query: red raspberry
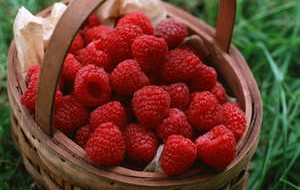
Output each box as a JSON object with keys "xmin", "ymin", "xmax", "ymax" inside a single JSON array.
[
  {"xmin": 21, "ymin": 80, "xmax": 38, "ymax": 111},
  {"xmin": 161, "ymin": 135, "xmax": 197, "ymax": 175},
  {"xmin": 84, "ymin": 25, "xmax": 113, "ymax": 44},
  {"xmin": 94, "ymin": 25, "xmax": 143, "ymax": 65},
  {"xmin": 26, "ymin": 65, "xmax": 40, "ymax": 84},
  {"xmin": 74, "ymin": 125, "xmax": 92, "ymax": 148},
  {"xmin": 62, "ymin": 54, "xmax": 81, "ymax": 82},
  {"xmin": 69, "ymin": 32, "xmax": 85, "ymax": 54},
  {"xmin": 74, "ymin": 65, "xmax": 111, "ymax": 107},
  {"xmin": 76, "ymin": 42, "xmax": 113, "ymax": 72},
  {"xmin": 104, "ymin": 24, "xmax": 144, "ymax": 65},
  {"xmin": 187, "ymin": 91, "xmax": 223, "ymax": 131},
  {"xmin": 155, "ymin": 18, "xmax": 188, "ymax": 49},
  {"xmin": 115, "ymin": 24, "xmax": 144, "ymax": 45},
  {"xmin": 195, "ymin": 125, "xmax": 236, "ymax": 170},
  {"xmin": 123, "ymin": 124, "xmax": 158, "ymax": 164},
  {"xmin": 222, "ymin": 103, "xmax": 246, "ymax": 141},
  {"xmin": 189, "ymin": 64, "xmax": 217, "ymax": 92},
  {"xmin": 86, "ymin": 122, "xmax": 125, "ymax": 166},
  {"xmin": 117, "ymin": 12, "xmax": 154, "ymax": 35},
  {"xmin": 211, "ymin": 82, "xmax": 227, "ymax": 104},
  {"xmin": 54, "ymin": 95, "xmax": 89, "ymax": 134},
  {"xmin": 95, "ymin": 34, "xmax": 130, "ymax": 66},
  {"xmin": 110, "ymin": 60, "xmax": 150, "ymax": 95},
  {"xmin": 162, "ymin": 83, "xmax": 190, "ymax": 111},
  {"xmin": 133, "ymin": 85, "xmax": 170, "ymax": 128},
  {"xmin": 156, "ymin": 108, "xmax": 193, "ymax": 141},
  {"xmin": 131, "ymin": 35, "xmax": 168, "ymax": 74},
  {"xmin": 161, "ymin": 49, "xmax": 201, "ymax": 83},
  {"xmin": 83, "ymin": 13, "xmax": 100, "ymax": 29},
  {"xmin": 21, "ymin": 72, "xmax": 63, "ymax": 111},
  {"xmin": 90, "ymin": 101, "xmax": 127, "ymax": 131}
]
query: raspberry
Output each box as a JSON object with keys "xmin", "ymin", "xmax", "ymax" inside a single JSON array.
[
  {"xmin": 133, "ymin": 85, "xmax": 170, "ymax": 128},
  {"xmin": 115, "ymin": 24, "xmax": 144, "ymax": 45},
  {"xmin": 69, "ymin": 32, "xmax": 85, "ymax": 54},
  {"xmin": 86, "ymin": 122, "xmax": 125, "ymax": 166},
  {"xmin": 123, "ymin": 124, "xmax": 158, "ymax": 164},
  {"xmin": 83, "ymin": 13, "xmax": 100, "ymax": 29},
  {"xmin": 131, "ymin": 35, "xmax": 168, "ymax": 74},
  {"xmin": 161, "ymin": 135, "xmax": 197, "ymax": 175},
  {"xmin": 195, "ymin": 125, "xmax": 236, "ymax": 170},
  {"xmin": 94, "ymin": 30, "xmax": 132, "ymax": 66},
  {"xmin": 110, "ymin": 60, "xmax": 150, "ymax": 95},
  {"xmin": 26, "ymin": 65, "xmax": 40, "ymax": 84},
  {"xmin": 156, "ymin": 108, "xmax": 193, "ymax": 141},
  {"xmin": 155, "ymin": 18, "xmax": 188, "ymax": 49},
  {"xmin": 74, "ymin": 125, "xmax": 92, "ymax": 148},
  {"xmin": 211, "ymin": 82, "xmax": 227, "ymax": 104},
  {"xmin": 94, "ymin": 25, "xmax": 143, "ymax": 65},
  {"xmin": 21, "ymin": 81, "xmax": 38, "ymax": 111},
  {"xmin": 222, "ymin": 103, "xmax": 246, "ymax": 141},
  {"xmin": 161, "ymin": 49, "xmax": 201, "ymax": 83},
  {"xmin": 76, "ymin": 42, "xmax": 113, "ymax": 72},
  {"xmin": 84, "ymin": 25, "xmax": 113, "ymax": 44},
  {"xmin": 162, "ymin": 83, "xmax": 190, "ymax": 111},
  {"xmin": 187, "ymin": 91, "xmax": 223, "ymax": 131},
  {"xmin": 117, "ymin": 12, "xmax": 154, "ymax": 35},
  {"xmin": 62, "ymin": 54, "xmax": 81, "ymax": 82},
  {"xmin": 189, "ymin": 64, "xmax": 217, "ymax": 92},
  {"xmin": 74, "ymin": 65, "xmax": 111, "ymax": 107},
  {"xmin": 90, "ymin": 101, "xmax": 127, "ymax": 131},
  {"xmin": 105, "ymin": 24, "xmax": 144, "ymax": 64},
  {"xmin": 21, "ymin": 72, "xmax": 63, "ymax": 111},
  {"xmin": 54, "ymin": 95, "xmax": 89, "ymax": 134}
]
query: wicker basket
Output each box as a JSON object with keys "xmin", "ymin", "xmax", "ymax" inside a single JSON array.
[{"xmin": 7, "ymin": 0, "xmax": 262, "ymax": 189}]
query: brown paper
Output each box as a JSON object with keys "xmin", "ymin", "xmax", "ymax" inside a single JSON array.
[{"xmin": 13, "ymin": 3, "xmax": 67, "ymax": 75}]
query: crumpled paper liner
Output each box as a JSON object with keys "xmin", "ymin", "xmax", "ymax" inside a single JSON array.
[{"xmin": 14, "ymin": 3, "xmax": 67, "ymax": 76}]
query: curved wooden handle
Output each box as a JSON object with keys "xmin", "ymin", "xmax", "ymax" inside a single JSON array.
[
  {"xmin": 36, "ymin": 0, "xmax": 106, "ymax": 136},
  {"xmin": 216, "ymin": 0, "xmax": 236, "ymax": 52},
  {"xmin": 36, "ymin": 0, "xmax": 236, "ymax": 136}
]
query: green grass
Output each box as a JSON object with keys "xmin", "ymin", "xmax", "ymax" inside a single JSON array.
[{"xmin": 0, "ymin": 0, "xmax": 300, "ymax": 189}]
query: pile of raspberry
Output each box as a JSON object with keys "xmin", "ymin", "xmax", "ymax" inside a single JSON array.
[{"xmin": 21, "ymin": 12, "xmax": 246, "ymax": 176}]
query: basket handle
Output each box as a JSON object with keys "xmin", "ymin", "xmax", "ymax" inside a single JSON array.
[
  {"xmin": 215, "ymin": 0, "xmax": 236, "ymax": 52},
  {"xmin": 36, "ymin": 0, "xmax": 237, "ymax": 136}
]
